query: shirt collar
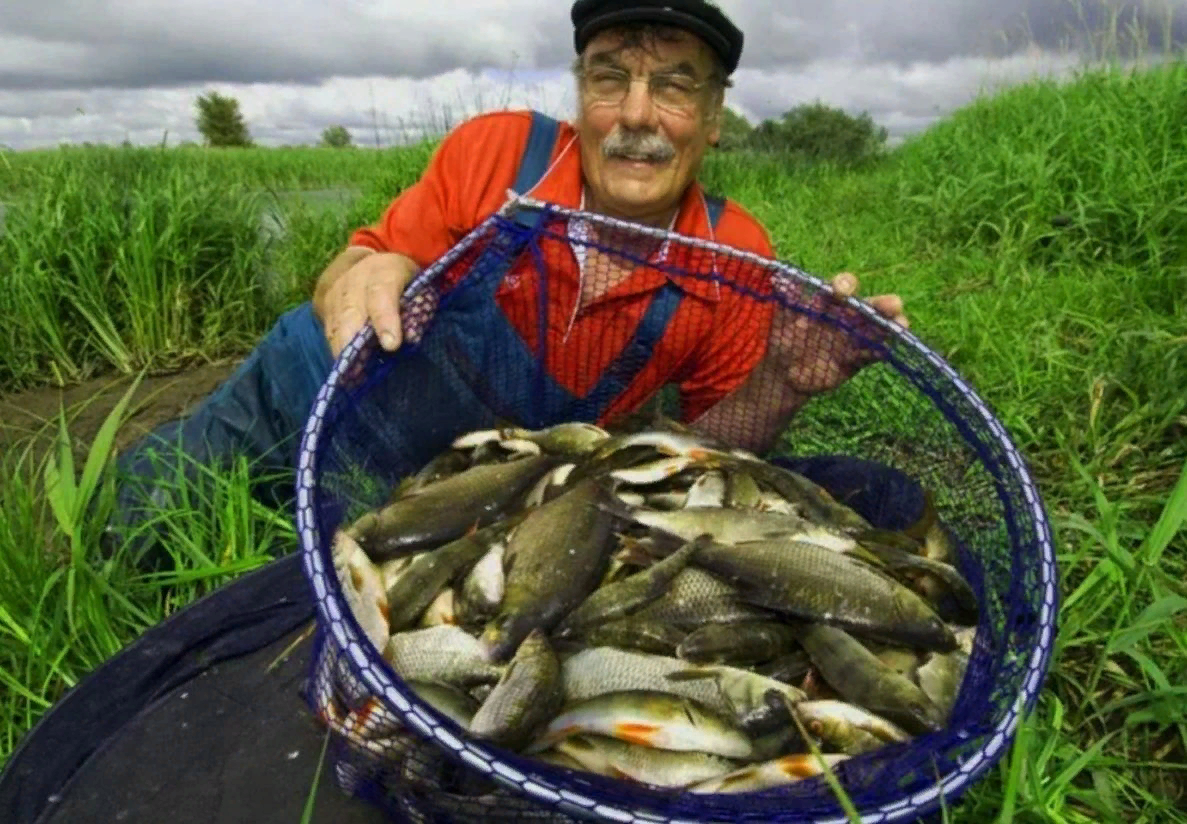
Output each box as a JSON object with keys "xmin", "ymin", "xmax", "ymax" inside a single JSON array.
[{"xmin": 565, "ymin": 186, "xmax": 723, "ymax": 305}]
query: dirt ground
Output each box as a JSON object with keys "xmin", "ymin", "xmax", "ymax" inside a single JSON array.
[{"xmin": 0, "ymin": 360, "xmax": 243, "ymax": 469}]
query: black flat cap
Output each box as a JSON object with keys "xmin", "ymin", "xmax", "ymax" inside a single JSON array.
[{"xmin": 571, "ymin": 0, "xmax": 744, "ymax": 75}]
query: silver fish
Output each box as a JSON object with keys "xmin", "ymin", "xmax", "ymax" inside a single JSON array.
[
  {"xmin": 794, "ymin": 699, "xmax": 910, "ymax": 755},
  {"xmin": 383, "ymin": 625, "xmax": 503, "ymax": 688},
  {"xmin": 687, "ymin": 471, "xmax": 728, "ymax": 507},
  {"xmin": 915, "ymin": 647, "xmax": 969, "ymax": 722},
  {"xmin": 556, "ymin": 734, "xmax": 739, "ymax": 788},
  {"xmin": 331, "ymin": 530, "xmax": 390, "ymax": 651},
  {"xmin": 560, "ymin": 647, "xmax": 739, "ymax": 719},
  {"xmin": 417, "ymin": 587, "xmax": 457, "ymax": 628},
  {"xmin": 458, "ymin": 539, "xmax": 506, "ymax": 624},
  {"xmin": 526, "ymin": 690, "xmax": 753, "ymax": 759},
  {"xmin": 688, "ymin": 753, "xmax": 850, "ymax": 794}
]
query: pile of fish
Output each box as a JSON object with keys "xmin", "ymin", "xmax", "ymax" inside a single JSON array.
[{"xmin": 315, "ymin": 418, "xmax": 978, "ymax": 798}]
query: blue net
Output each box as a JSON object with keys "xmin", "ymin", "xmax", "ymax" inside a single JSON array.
[{"xmin": 295, "ymin": 201, "xmax": 1059, "ymax": 823}]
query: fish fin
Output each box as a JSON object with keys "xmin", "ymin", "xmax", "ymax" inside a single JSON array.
[
  {"xmin": 594, "ymin": 495, "xmax": 638, "ymax": 523},
  {"xmin": 715, "ymin": 767, "xmax": 759, "ymax": 791},
  {"xmin": 664, "ymin": 667, "xmax": 718, "ymax": 683},
  {"xmin": 778, "ymin": 754, "xmax": 826, "ymax": 779},
  {"xmin": 608, "ymin": 766, "xmax": 637, "ymax": 782},
  {"xmin": 854, "ymin": 528, "xmax": 922, "ymax": 554},
  {"xmin": 614, "ymin": 535, "xmax": 661, "ymax": 568},
  {"xmin": 902, "ymin": 489, "xmax": 939, "ymax": 541},
  {"xmin": 614, "ymin": 722, "xmax": 661, "ymax": 747},
  {"xmin": 524, "ymin": 724, "xmax": 577, "ymax": 754},
  {"xmin": 557, "ymin": 734, "xmax": 597, "ymax": 753}
]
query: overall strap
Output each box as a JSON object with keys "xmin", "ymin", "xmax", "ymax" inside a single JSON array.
[
  {"xmin": 509, "ymin": 112, "xmax": 562, "ymax": 228},
  {"xmin": 575, "ymin": 280, "xmax": 684, "ymax": 420},
  {"xmin": 467, "ymin": 111, "xmax": 561, "ymax": 294},
  {"xmin": 703, "ymin": 192, "xmax": 726, "ymax": 229}
]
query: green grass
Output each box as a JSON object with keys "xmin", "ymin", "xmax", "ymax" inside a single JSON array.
[{"xmin": 1, "ymin": 50, "xmax": 1185, "ymax": 824}]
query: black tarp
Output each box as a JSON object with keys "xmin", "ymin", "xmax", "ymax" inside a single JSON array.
[{"xmin": 0, "ymin": 554, "xmax": 389, "ymax": 824}]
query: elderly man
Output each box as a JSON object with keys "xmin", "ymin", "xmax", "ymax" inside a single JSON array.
[{"xmin": 107, "ymin": 0, "xmax": 914, "ymax": 565}]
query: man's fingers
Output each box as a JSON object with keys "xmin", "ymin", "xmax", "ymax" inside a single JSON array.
[
  {"xmin": 330, "ymin": 301, "xmax": 367, "ymax": 359},
  {"xmin": 830, "ymin": 272, "xmax": 858, "ymax": 298},
  {"xmin": 869, "ymin": 294, "xmax": 906, "ymax": 323},
  {"xmin": 365, "ymin": 270, "xmax": 405, "ymax": 351}
]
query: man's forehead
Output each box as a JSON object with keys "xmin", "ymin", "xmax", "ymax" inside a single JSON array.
[{"xmin": 582, "ymin": 26, "xmax": 712, "ymax": 71}]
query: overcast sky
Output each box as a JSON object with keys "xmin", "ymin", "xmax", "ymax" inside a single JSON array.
[{"xmin": 0, "ymin": 0, "xmax": 1183, "ymax": 150}]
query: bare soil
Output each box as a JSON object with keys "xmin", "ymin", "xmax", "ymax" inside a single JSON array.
[{"xmin": 0, "ymin": 360, "xmax": 243, "ymax": 469}]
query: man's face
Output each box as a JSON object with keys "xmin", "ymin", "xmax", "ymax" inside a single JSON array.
[{"xmin": 575, "ymin": 26, "xmax": 723, "ymax": 223}]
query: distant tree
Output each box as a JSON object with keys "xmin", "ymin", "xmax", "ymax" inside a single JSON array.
[
  {"xmin": 748, "ymin": 101, "xmax": 888, "ymax": 166},
  {"xmin": 194, "ymin": 91, "xmax": 254, "ymax": 147},
  {"xmin": 320, "ymin": 125, "xmax": 354, "ymax": 148},
  {"xmin": 714, "ymin": 107, "xmax": 753, "ymax": 151}
]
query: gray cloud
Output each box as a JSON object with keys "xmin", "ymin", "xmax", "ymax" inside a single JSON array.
[{"xmin": 0, "ymin": 0, "xmax": 1183, "ymax": 149}]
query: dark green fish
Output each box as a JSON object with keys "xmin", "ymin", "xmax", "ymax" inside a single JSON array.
[
  {"xmin": 385, "ymin": 520, "xmax": 515, "ymax": 631},
  {"xmin": 393, "ymin": 449, "xmax": 472, "ymax": 499},
  {"xmin": 855, "ymin": 537, "xmax": 979, "ymax": 623},
  {"xmin": 797, "ymin": 623, "xmax": 945, "ymax": 736},
  {"xmin": 481, "ymin": 478, "xmax": 618, "ymax": 663},
  {"xmin": 554, "ymin": 536, "xmax": 706, "ymax": 638},
  {"xmin": 676, "ymin": 620, "xmax": 801, "ymax": 666},
  {"xmin": 578, "ymin": 616, "xmax": 687, "ymax": 657},
  {"xmin": 348, "ymin": 454, "xmax": 557, "ymax": 561},
  {"xmin": 756, "ymin": 649, "xmax": 812, "ymax": 686},
  {"xmin": 469, "ymin": 629, "xmax": 563, "ymax": 751},
  {"xmin": 723, "ymin": 457, "xmax": 872, "ymax": 533},
  {"xmin": 723, "ymin": 469, "xmax": 764, "ymax": 510}
]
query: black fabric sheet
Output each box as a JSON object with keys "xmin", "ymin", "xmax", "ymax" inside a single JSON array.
[{"xmin": 0, "ymin": 554, "xmax": 388, "ymax": 824}]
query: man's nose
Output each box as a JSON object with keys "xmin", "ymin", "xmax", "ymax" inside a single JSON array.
[{"xmin": 618, "ymin": 77, "xmax": 660, "ymax": 130}]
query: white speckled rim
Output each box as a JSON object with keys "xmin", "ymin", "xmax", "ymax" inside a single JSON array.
[{"xmin": 296, "ymin": 204, "xmax": 1059, "ymax": 823}]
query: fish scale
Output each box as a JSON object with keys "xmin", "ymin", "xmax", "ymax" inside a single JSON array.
[{"xmin": 631, "ymin": 567, "xmax": 773, "ymax": 630}]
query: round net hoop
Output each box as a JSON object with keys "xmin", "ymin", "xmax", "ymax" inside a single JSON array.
[{"xmin": 295, "ymin": 200, "xmax": 1059, "ymax": 823}]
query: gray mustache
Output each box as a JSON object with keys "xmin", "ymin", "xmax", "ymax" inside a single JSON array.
[{"xmin": 601, "ymin": 130, "xmax": 676, "ymax": 162}]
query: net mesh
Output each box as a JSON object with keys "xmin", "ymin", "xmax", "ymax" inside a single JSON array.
[{"xmin": 295, "ymin": 201, "xmax": 1059, "ymax": 823}]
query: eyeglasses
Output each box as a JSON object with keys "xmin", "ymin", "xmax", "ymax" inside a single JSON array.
[{"xmin": 577, "ymin": 67, "xmax": 712, "ymax": 114}]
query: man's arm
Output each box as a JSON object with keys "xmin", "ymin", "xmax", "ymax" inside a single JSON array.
[
  {"xmin": 688, "ymin": 361, "xmax": 811, "ymax": 454},
  {"xmin": 689, "ymin": 272, "xmax": 910, "ymax": 455}
]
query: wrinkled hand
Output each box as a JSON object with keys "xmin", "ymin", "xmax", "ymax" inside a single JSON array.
[
  {"xmin": 766, "ymin": 271, "xmax": 909, "ymax": 396},
  {"xmin": 314, "ymin": 251, "xmax": 421, "ymax": 359}
]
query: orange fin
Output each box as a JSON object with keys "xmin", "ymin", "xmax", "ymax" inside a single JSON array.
[
  {"xmin": 778, "ymin": 754, "xmax": 825, "ymax": 779},
  {"xmin": 614, "ymin": 722, "xmax": 660, "ymax": 747}
]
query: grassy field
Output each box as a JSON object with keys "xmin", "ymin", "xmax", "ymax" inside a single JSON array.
[{"xmin": 1, "ymin": 53, "xmax": 1185, "ymax": 823}]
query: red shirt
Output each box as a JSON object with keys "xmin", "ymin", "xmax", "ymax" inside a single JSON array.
[{"xmin": 349, "ymin": 109, "xmax": 777, "ymax": 425}]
